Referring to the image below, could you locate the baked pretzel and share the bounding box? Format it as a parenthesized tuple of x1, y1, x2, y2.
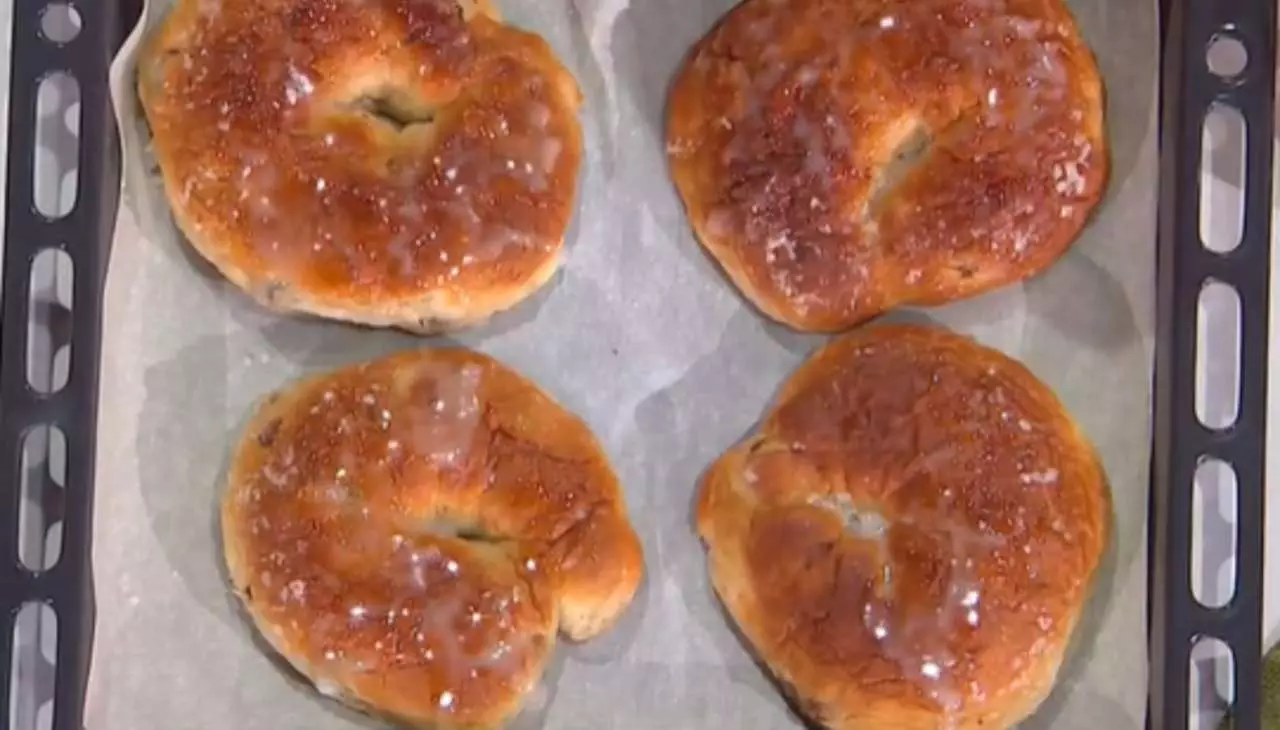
(139, 0, 582, 332)
(222, 349, 644, 728)
(698, 325, 1109, 729)
(667, 0, 1108, 332)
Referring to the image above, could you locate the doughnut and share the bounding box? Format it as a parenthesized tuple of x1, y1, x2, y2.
(138, 0, 583, 332)
(697, 325, 1109, 729)
(221, 349, 644, 728)
(666, 0, 1108, 332)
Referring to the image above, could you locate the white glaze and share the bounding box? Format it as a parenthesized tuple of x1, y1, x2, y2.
(156, 0, 574, 296)
(681, 0, 1098, 314)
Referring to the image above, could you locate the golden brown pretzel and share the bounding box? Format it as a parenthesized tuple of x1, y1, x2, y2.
(697, 325, 1109, 729)
(221, 349, 644, 729)
(667, 0, 1108, 332)
(138, 0, 582, 332)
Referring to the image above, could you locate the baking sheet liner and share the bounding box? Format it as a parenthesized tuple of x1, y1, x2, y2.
(93, 0, 1158, 727)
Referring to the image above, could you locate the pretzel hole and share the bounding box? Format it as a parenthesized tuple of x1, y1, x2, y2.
(866, 121, 933, 220)
(352, 89, 438, 132)
(423, 517, 510, 546)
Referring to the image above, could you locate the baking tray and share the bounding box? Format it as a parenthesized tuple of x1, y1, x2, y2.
(0, 0, 1272, 728)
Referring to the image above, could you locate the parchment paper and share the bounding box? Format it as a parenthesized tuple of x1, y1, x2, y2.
(91, 0, 1159, 727)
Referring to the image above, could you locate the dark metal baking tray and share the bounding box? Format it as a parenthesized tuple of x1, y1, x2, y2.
(1, 0, 1273, 727)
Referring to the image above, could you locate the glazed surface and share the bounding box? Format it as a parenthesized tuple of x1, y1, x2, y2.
(222, 349, 643, 729)
(697, 325, 1109, 729)
(668, 0, 1108, 331)
(139, 0, 583, 330)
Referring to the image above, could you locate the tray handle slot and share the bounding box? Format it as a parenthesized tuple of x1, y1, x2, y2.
(0, 1, 132, 728)
(1151, 1, 1277, 729)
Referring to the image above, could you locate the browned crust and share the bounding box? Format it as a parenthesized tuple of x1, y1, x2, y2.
(697, 325, 1109, 729)
(667, 0, 1109, 332)
(139, 0, 583, 332)
(222, 349, 643, 729)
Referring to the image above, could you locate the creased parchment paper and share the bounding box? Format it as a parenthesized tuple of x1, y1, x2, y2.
(92, 1, 1157, 727)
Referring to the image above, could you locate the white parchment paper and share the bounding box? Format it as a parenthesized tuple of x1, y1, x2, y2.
(92, 0, 1158, 727)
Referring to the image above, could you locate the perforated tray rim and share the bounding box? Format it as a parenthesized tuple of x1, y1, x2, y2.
(1149, 0, 1276, 728)
(0, 0, 126, 728)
